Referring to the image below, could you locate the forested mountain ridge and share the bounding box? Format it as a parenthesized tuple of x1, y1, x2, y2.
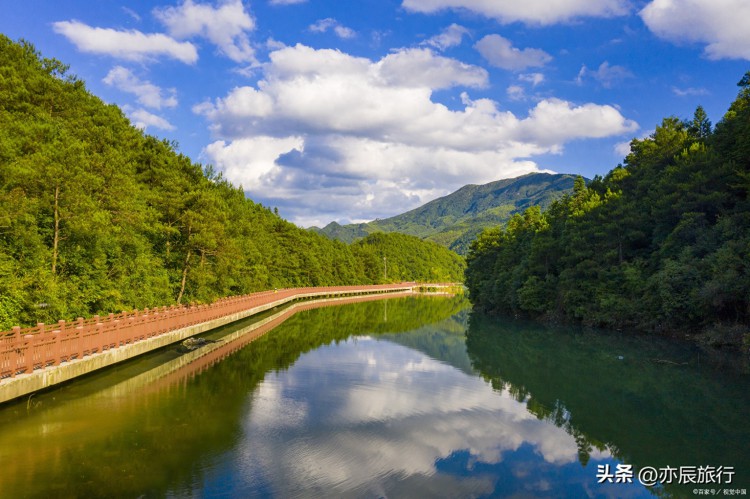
(312, 172, 580, 254)
(351, 232, 465, 284)
(466, 72, 750, 350)
(0, 36, 464, 330)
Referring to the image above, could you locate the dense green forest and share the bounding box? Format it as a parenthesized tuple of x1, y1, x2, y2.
(0, 36, 463, 330)
(351, 232, 465, 284)
(312, 172, 578, 254)
(466, 72, 750, 349)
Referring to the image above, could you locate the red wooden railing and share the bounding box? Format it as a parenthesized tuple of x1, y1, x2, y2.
(0, 284, 414, 380)
(136, 291, 418, 398)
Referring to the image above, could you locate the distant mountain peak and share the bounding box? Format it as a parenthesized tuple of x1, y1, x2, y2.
(311, 172, 583, 254)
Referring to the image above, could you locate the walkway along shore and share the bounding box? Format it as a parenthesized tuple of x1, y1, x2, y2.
(0, 283, 455, 404)
(97, 291, 418, 403)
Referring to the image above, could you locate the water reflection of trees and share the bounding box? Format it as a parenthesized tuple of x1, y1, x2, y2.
(465, 311, 750, 493)
(0, 295, 466, 498)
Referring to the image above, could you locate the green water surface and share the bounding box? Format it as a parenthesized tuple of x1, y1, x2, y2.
(0, 295, 747, 498)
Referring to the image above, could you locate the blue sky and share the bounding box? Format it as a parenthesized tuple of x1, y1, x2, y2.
(2, 1, 749, 226)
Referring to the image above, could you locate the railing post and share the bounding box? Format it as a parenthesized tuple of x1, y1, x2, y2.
(165, 306, 172, 333)
(177, 304, 182, 329)
(92, 315, 100, 354)
(153, 308, 160, 336)
(24, 334, 34, 374)
(142, 308, 149, 340)
(10, 326, 21, 377)
(105, 313, 114, 350)
(162, 306, 168, 334)
(76, 317, 84, 360)
(153, 307, 160, 336)
(53, 320, 64, 365)
(151, 309, 158, 336)
(81, 317, 89, 356)
(88, 315, 102, 355)
(112, 312, 119, 348)
(26, 323, 43, 374)
(133, 308, 140, 342)
(137, 308, 144, 341)
(118, 311, 126, 347)
(144, 308, 151, 339)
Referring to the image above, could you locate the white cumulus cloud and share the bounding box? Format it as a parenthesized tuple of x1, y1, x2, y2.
(614, 140, 633, 158)
(239, 339, 614, 496)
(640, 0, 750, 61)
(103, 66, 178, 109)
(309, 18, 356, 39)
(378, 48, 488, 89)
(507, 85, 525, 101)
(475, 35, 552, 71)
(423, 24, 470, 51)
(672, 86, 709, 97)
(576, 61, 633, 88)
(519, 73, 545, 87)
(154, 0, 257, 63)
(204, 136, 304, 188)
(518, 99, 638, 149)
(52, 21, 198, 64)
(402, 0, 630, 25)
(122, 7, 141, 22)
(195, 44, 637, 226)
(126, 107, 176, 131)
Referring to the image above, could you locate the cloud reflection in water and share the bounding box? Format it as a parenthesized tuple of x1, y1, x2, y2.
(209, 336, 641, 497)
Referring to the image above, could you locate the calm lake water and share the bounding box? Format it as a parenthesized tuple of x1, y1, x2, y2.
(0, 295, 748, 498)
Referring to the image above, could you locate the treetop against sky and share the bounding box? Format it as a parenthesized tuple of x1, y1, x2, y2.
(2, 0, 748, 226)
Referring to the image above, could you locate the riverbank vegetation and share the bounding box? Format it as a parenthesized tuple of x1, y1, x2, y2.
(466, 72, 750, 349)
(0, 36, 464, 330)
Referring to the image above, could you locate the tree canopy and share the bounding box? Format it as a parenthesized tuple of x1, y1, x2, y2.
(351, 232, 465, 284)
(0, 36, 464, 329)
(466, 72, 750, 349)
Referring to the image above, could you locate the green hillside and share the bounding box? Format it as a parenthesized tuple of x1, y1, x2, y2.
(0, 36, 463, 330)
(351, 232, 465, 284)
(466, 72, 750, 349)
(312, 173, 579, 254)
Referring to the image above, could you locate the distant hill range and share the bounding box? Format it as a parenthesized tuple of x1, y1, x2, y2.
(311, 172, 582, 255)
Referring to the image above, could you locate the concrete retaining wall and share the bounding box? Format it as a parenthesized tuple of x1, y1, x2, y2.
(0, 286, 414, 404)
